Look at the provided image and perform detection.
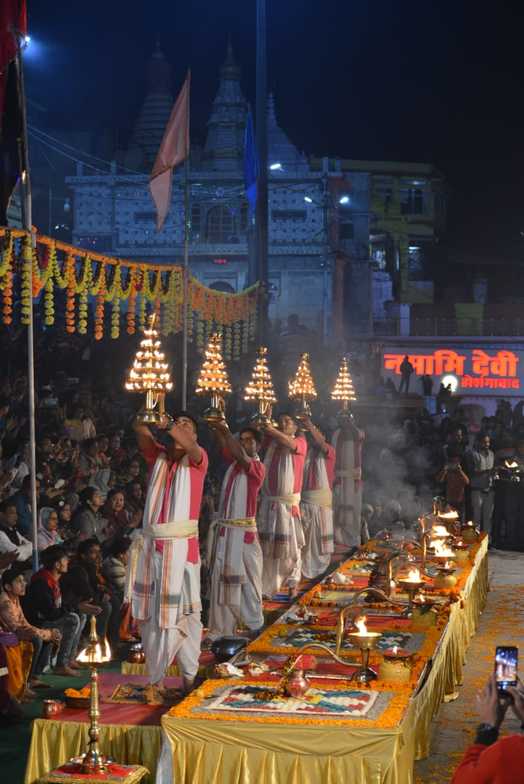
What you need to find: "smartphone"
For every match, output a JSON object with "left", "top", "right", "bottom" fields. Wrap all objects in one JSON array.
[{"left": 495, "top": 646, "right": 518, "bottom": 692}]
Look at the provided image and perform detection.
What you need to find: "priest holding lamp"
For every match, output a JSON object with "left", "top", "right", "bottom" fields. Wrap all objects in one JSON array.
[
  {"left": 129, "top": 413, "right": 208, "bottom": 704},
  {"left": 257, "top": 414, "right": 307, "bottom": 598},
  {"left": 205, "top": 420, "right": 265, "bottom": 643}
]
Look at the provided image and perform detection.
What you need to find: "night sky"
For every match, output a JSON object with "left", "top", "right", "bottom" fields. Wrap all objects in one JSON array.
[{"left": 25, "top": 0, "right": 524, "bottom": 256}]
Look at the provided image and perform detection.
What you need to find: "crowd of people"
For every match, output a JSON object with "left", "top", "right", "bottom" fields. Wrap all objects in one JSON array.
[{"left": 0, "top": 363, "right": 522, "bottom": 783}]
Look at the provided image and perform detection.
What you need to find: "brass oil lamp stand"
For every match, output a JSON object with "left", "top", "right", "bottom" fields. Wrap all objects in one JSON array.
[{"left": 77, "top": 615, "right": 111, "bottom": 774}]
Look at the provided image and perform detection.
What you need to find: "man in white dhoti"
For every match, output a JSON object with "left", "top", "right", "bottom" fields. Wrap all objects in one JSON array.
[
  {"left": 258, "top": 414, "right": 307, "bottom": 598},
  {"left": 129, "top": 413, "right": 208, "bottom": 703},
  {"left": 331, "top": 416, "right": 365, "bottom": 548},
  {"left": 300, "top": 417, "right": 335, "bottom": 579},
  {"left": 205, "top": 423, "right": 265, "bottom": 641}
]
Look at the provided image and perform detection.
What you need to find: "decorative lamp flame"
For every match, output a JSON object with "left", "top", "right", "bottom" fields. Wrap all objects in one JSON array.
[
  {"left": 438, "top": 510, "right": 459, "bottom": 521},
  {"left": 505, "top": 460, "right": 519, "bottom": 469},
  {"left": 244, "top": 346, "right": 277, "bottom": 425},
  {"left": 331, "top": 356, "right": 357, "bottom": 412},
  {"left": 405, "top": 567, "right": 422, "bottom": 583},
  {"left": 432, "top": 540, "right": 455, "bottom": 558},
  {"left": 125, "top": 314, "right": 173, "bottom": 424},
  {"left": 354, "top": 615, "right": 368, "bottom": 636},
  {"left": 289, "top": 352, "right": 317, "bottom": 419},
  {"left": 431, "top": 525, "right": 449, "bottom": 538},
  {"left": 195, "top": 332, "right": 232, "bottom": 424}
]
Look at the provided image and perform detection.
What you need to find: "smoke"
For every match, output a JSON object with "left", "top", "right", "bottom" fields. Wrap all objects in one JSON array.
[{"left": 362, "top": 415, "right": 436, "bottom": 528}]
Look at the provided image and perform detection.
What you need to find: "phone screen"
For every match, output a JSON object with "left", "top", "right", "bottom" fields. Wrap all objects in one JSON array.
[{"left": 495, "top": 646, "right": 518, "bottom": 691}]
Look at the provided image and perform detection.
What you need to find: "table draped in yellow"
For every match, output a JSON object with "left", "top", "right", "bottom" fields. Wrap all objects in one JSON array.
[
  {"left": 24, "top": 538, "right": 488, "bottom": 784},
  {"left": 159, "top": 538, "right": 488, "bottom": 784}
]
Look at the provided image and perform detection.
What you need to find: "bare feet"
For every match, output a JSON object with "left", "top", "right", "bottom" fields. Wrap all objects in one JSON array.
[
  {"left": 54, "top": 665, "right": 77, "bottom": 677},
  {"left": 29, "top": 678, "right": 48, "bottom": 689},
  {"left": 20, "top": 688, "right": 37, "bottom": 702},
  {"left": 144, "top": 684, "right": 165, "bottom": 705}
]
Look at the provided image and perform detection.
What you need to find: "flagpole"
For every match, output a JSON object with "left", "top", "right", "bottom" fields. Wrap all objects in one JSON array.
[
  {"left": 255, "top": 0, "right": 269, "bottom": 342},
  {"left": 181, "top": 158, "right": 190, "bottom": 409},
  {"left": 15, "top": 33, "right": 39, "bottom": 571}
]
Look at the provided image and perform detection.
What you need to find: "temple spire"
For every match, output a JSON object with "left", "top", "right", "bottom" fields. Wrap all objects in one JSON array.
[
  {"left": 203, "top": 40, "right": 247, "bottom": 171},
  {"left": 130, "top": 43, "right": 173, "bottom": 169}
]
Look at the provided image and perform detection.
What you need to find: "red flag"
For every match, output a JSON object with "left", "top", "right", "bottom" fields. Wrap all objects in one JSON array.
[{"left": 149, "top": 70, "right": 190, "bottom": 231}]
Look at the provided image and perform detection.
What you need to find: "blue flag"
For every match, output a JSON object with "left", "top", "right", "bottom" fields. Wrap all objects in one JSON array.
[{"left": 244, "top": 109, "right": 259, "bottom": 216}]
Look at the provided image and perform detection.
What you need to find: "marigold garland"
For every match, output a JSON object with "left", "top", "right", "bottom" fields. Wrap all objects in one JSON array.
[
  {"left": 167, "top": 678, "right": 411, "bottom": 730},
  {"left": 0, "top": 229, "right": 259, "bottom": 350}
]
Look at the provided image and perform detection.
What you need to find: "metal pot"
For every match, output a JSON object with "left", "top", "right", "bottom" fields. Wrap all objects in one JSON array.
[
  {"left": 283, "top": 669, "right": 310, "bottom": 698},
  {"left": 211, "top": 636, "right": 250, "bottom": 662},
  {"left": 127, "top": 643, "right": 146, "bottom": 664}
]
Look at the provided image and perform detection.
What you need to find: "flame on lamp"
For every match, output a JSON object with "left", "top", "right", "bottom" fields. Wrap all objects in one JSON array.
[
  {"left": 354, "top": 615, "right": 368, "bottom": 635},
  {"left": 505, "top": 460, "right": 518, "bottom": 468},
  {"left": 406, "top": 567, "right": 422, "bottom": 583},
  {"left": 433, "top": 540, "right": 455, "bottom": 558},
  {"left": 439, "top": 510, "right": 459, "bottom": 520},
  {"left": 431, "top": 525, "right": 449, "bottom": 538},
  {"left": 77, "top": 639, "right": 111, "bottom": 664}
]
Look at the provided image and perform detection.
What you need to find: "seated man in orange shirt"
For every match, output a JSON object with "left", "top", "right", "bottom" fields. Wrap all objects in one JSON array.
[
  {"left": 0, "top": 564, "right": 61, "bottom": 691},
  {"left": 452, "top": 674, "right": 524, "bottom": 784}
]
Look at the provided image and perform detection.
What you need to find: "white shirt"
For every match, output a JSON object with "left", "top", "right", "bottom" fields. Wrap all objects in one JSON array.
[{"left": 0, "top": 529, "right": 33, "bottom": 564}]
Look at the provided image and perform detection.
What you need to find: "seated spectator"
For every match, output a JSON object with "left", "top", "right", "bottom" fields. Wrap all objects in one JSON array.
[
  {"left": 37, "top": 507, "right": 63, "bottom": 550},
  {"left": 0, "top": 565, "right": 61, "bottom": 689},
  {"left": 125, "top": 480, "right": 144, "bottom": 520},
  {"left": 64, "top": 406, "right": 92, "bottom": 442},
  {"left": 451, "top": 674, "right": 524, "bottom": 783},
  {"left": 102, "top": 489, "right": 130, "bottom": 542},
  {"left": 60, "top": 538, "right": 111, "bottom": 641},
  {"left": 0, "top": 499, "right": 33, "bottom": 566},
  {"left": 120, "top": 457, "right": 145, "bottom": 488},
  {"left": 108, "top": 433, "right": 127, "bottom": 471},
  {"left": 23, "top": 545, "right": 85, "bottom": 677},
  {"left": 102, "top": 536, "right": 131, "bottom": 644},
  {"left": 4, "top": 441, "right": 30, "bottom": 493},
  {"left": 71, "top": 486, "right": 106, "bottom": 541},
  {"left": 77, "top": 438, "right": 110, "bottom": 496},
  {"left": 8, "top": 475, "right": 41, "bottom": 540},
  {"left": 102, "top": 536, "right": 131, "bottom": 599},
  {"left": 56, "top": 500, "right": 75, "bottom": 547}
]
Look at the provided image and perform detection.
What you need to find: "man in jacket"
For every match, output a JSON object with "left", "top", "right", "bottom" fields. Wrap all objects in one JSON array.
[{"left": 23, "top": 545, "right": 84, "bottom": 677}]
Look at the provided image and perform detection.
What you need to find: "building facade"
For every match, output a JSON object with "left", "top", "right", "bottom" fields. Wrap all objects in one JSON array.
[{"left": 66, "top": 44, "right": 445, "bottom": 341}]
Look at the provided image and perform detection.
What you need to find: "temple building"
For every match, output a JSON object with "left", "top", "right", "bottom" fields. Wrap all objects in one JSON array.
[{"left": 65, "top": 43, "right": 445, "bottom": 340}]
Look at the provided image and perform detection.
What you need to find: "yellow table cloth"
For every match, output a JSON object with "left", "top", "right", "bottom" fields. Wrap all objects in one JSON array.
[
  {"left": 24, "top": 719, "right": 161, "bottom": 784},
  {"left": 160, "top": 537, "right": 488, "bottom": 784}
]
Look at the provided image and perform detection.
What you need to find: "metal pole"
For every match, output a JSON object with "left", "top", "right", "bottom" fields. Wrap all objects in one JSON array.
[
  {"left": 181, "top": 159, "right": 190, "bottom": 409},
  {"left": 16, "top": 37, "right": 39, "bottom": 571},
  {"left": 255, "top": 0, "right": 269, "bottom": 341},
  {"left": 48, "top": 185, "right": 52, "bottom": 235}
]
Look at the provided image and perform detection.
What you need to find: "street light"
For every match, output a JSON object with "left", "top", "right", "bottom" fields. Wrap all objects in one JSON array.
[
  {"left": 304, "top": 196, "right": 313, "bottom": 204},
  {"left": 339, "top": 195, "right": 350, "bottom": 205},
  {"left": 269, "top": 162, "right": 283, "bottom": 171}
]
